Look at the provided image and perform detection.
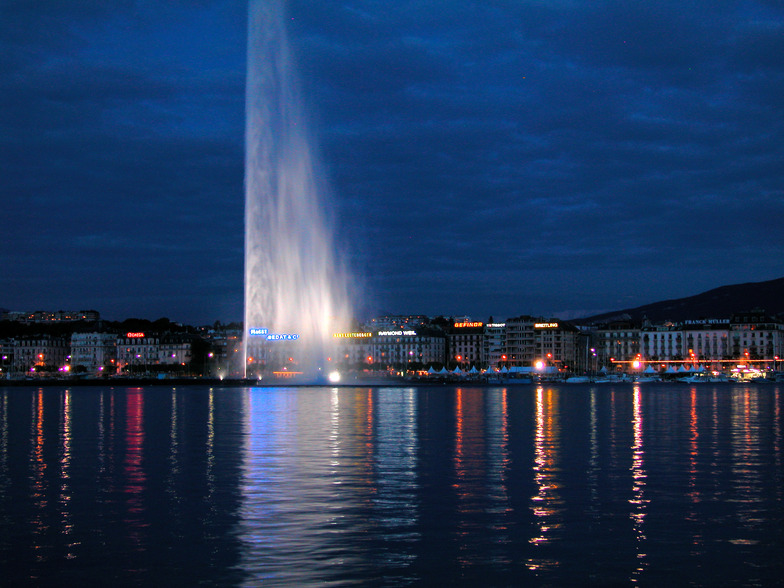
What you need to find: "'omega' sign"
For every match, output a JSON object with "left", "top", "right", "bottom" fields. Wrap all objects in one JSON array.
[{"left": 126, "top": 332, "right": 145, "bottom": 338}]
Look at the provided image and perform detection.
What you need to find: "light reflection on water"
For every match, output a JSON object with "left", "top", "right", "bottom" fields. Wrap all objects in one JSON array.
[{"left": 0, "top": 383, "right": 782, "bottom": 586}]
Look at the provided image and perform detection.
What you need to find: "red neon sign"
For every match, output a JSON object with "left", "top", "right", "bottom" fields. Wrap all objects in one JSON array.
[{"left": 126, "top": 332, "right": 145, "bottom": 338}]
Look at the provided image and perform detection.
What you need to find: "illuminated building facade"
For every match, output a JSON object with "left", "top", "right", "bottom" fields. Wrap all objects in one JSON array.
[
  {"left": 446, "top": 322, "right": 484, "bottom": 367},
  {"left": 158, "top": 334, "right": 194, "bottom": 365},
  {"left": 504, "top": 316, "right": 537, "bottom": 366},
  {"left": 503, "top": 317, "right": 580, "bottom": 369},
  {"left": 484, "top": 323, "right": 506, "bottom": 368},
  {"left": 638, "top": 313, "right": 783, "bottom": 369},
  {"left": 730, "top": 311, "right": 783, "bottom": 361},
  {"left": 116, "top": 333, "right": 160, "bottom": 372},
  {"left": 13, "top": 335, "right": 69, "bottom": 372},
  {"left": 0, "top": 340, "right": 12, "bottom": 376},
  {"left": 595, "top": 320, "right": 641, "bottom": 365},
  {"left": 534, "top": 321, "right": 580, "bottom": 371},
  {"left": 334, "top": 329, "right": 446, "bottom": 370},
  {"left": 71, "top": 332, "right": 117, "bottom": 374},
  {"left": 681, "top": 322, "right": 730, "bottom": 364}
]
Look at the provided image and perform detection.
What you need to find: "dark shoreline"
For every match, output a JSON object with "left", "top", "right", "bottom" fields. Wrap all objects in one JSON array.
[
  {"left": 0, "top": 376, "right": 474, "bottom": 388},
  {"left": 1, "top": 377, "right": 777, "bottom": 388}
]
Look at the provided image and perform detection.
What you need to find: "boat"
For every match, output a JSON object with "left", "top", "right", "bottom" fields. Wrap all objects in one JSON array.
[{"left": 565, "top": 376, "right": 591, "bottom": 384}]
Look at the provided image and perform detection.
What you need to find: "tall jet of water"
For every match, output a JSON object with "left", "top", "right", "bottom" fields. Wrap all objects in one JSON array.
[{"left": 244, "top": 0, "right": 352, "bottom": 379}]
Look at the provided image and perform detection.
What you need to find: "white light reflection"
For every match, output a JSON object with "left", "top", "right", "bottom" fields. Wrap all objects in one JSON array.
[
  {"left": 0, "top": 391, "right": 7, "bottom": 502},
  {"left": 629, "top": 385, "right": 648, "bottom": 583},
  {"left": 237, "top": 387, "right": 366, "bottom": 585},
  {"left": 588, "top": 388, "right": 599, "bottom": 510},
  {"left": 486, "top": 388, "right": 510, "bottom": 515},
  {"left": 485, "top": 388, "right": 511, "bottom": 566},
  {"left": 30, "top": 389, "right": 47, "bottom": 552},
  {"left": 375, "top": 387, "right": 419, "bottom": 568},
  {"left": 207, "top": 388, "right": 215, "bottom": 495},
  {"left": 775, "top": 388, "right": 781, "bottom": 484},
  {"left": 169, "top": 390, "right": 180, "bottom": 484},
  {"left": 59, "top": 389, "right": 76, "bottom": 558},
  {"left": 729, "top": 387, "right": 765, "bottom": 543},
  {"left": 527, "top": 386, "right": 562, "bottom": 573}
]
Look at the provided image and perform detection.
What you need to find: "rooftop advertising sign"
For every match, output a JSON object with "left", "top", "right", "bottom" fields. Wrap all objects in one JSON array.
[
  {"left": 126, "top": 332, "right": 145, "bottom": 338},
  {"left": 454, "top": 322, "right": 483, "bottom": 328},
  {"left": 378, "top": 330, "right": 417, "bottom": 336},
  {"left": 534, "top": 323, "right": 559, "bottom": 329},
  {"left": 249, "top": 328, "right": 299, "bottom": 341}
]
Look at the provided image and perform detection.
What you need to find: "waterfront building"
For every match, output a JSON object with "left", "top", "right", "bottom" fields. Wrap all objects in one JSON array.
[
  {"left": 484, "top": 322, "right": 506, "bottom": 368},
  {"left": 680, "top": 320, "right": 731, "bottom": 368},
  {"left": 594, "top": 319, "right": 641, "bottom": 367},
  {"left": 639, "top": 323, "right": 680, "bottom": 362},
  {"left": 504, "top": 316, "right": 537, "bottom": 367},
  {"left": 116, "top": 333, "right": 160, "bottom": 373},
  {"left": 158, "top": 333, "right": 194, "bottom": 365},
  {"left": 12, "top": 335, "right": 69, "bottom": 373},
  {"left": 503, "top": 316, "right": 580, "bottom": 370},
  {"left": 730, "top": 310, "right": 783, "bottom": 364},
  {"left": 0, "top": 340, "right": 13, "bottom": 377},
  {"left": 334, "top": 328, "right": 446, "bottom": 371},
  {"left": 70, "top": 332, "right": 117, "bottom": 375},
  {"left": 445, "top": 321, "right": 484, "bottom": 368},
  {"left": 533, "top": 320, "right": 580, "bottom": 371}
]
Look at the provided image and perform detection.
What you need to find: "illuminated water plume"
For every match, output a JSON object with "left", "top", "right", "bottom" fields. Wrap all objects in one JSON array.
[{"left": 243, "top": 0, "right": 352, "bottom": 379}]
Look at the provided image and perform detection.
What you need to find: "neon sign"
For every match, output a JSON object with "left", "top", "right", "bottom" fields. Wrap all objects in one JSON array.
[
  {"left": 334, "top": 332, "right": 372, "bottom": 338},
  {"left": 126, "top": 332, "right": 145, "bottom": 338},
  {"left": 454, "top": 322, "right": 483, "bottom": 328},
  {"left": 265, "top": 333, "right": 299, "bottom": 341},
  {"left": 249, "top": 327, "right": 299, "bottom": 341},
  {"left": 378, "top": 330, "right": 416, "bottom": 336},
  {"left": 534, "top": 323, "right": 559, "bottom": 329}
]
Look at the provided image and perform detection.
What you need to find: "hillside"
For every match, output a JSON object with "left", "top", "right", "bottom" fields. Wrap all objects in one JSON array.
[{"left": 578, "top": 276, "right": 784, "bottom": 324}]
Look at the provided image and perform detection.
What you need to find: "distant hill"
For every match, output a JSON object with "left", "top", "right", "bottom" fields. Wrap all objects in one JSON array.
[{"left": 578, "top": 277, "right": 784, "bottom": 324}]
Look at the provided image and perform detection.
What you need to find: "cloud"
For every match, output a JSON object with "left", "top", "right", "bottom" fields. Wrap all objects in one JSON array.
[{"left": 2, "top": 0, "right": 783, "bottom": 323}]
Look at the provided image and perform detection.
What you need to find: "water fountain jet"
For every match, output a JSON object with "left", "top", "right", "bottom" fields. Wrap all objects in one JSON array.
[{"left": 243, "top": 0, "right": 352, "bottom": 381}]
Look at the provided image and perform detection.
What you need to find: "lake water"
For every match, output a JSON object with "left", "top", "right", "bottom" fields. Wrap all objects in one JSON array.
[{"left": 1, "top": 383, "right": 782, "bottom": 586}]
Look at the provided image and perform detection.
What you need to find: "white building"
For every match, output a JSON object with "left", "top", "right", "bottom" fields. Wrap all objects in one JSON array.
[
  {"left": 484, "top": 322, "right": 507, "bottom": 368},
  {"left": 13, "top": 335, "right": 69, "bottom": 373},
  {"left": 71, "top": 332, "right": 117, "bottom": 374},
  {"left": 334, "top": 329, "right": 446, "bottom": 370},
  {"left": 116, "top": 333, "right": 160, "bottom": 373}
]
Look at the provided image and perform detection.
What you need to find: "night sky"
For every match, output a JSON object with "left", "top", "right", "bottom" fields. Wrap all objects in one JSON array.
[{"left": 3, "top": 1, "right": 783, "bottom": 325}]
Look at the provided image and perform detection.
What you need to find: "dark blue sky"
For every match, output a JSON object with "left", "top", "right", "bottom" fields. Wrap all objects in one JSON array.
[{"left": 2, "top": 1, "right": 783, "bottom": 325}]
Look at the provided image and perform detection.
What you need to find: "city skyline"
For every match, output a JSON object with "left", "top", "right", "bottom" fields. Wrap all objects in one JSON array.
[{"left": 3, "top": 1, "right": 784, "bottom": 325}]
